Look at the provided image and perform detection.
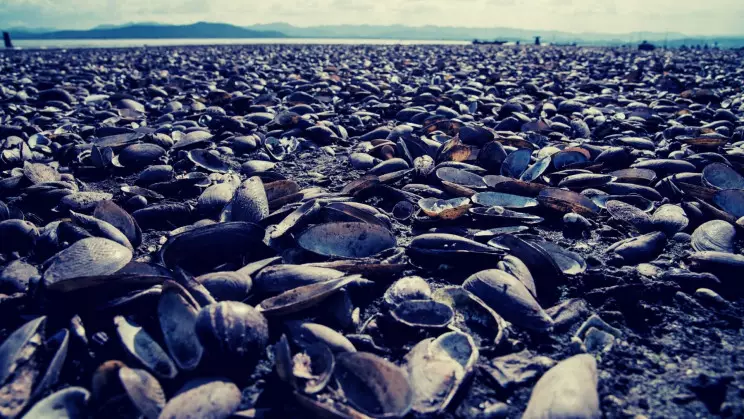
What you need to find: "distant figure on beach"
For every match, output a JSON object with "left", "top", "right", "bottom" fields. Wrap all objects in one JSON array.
[
  {"left": 3, "top": 32, "right": 12, "bottom": 48},
  {"left": 638, "top": 40, "right": 655, "bottom": 51},
  {"left": 535, "top": 36, "right": 541, "bottom": 46}
]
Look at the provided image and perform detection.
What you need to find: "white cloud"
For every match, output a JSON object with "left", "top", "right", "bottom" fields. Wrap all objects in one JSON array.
[{"left": 1, "top": 0, "right": 742, "bottom": 35}]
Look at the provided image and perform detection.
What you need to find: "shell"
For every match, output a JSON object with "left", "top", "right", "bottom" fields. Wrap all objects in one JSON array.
[
  {"left": 253, "top": 265, "right": 344, "bottom": 295},
  {"left": 113, "top": 316, "right": 178, "bottom": 379},
  {"left": 334, "top": 352, "right": 413, "bottom": 418},
  {"left": 195, "top": 302, "right": 269, "bottom": 371},
  {"left": 432, "top": 286, "right": 507, "bottom": 349},
  {"left": 472, "top": 192, "right": 538, "bottom": 209},
  {"left": 296, "top": 222, "right": 396, "bottom": 259},
  {"left": 157, "top": 281, "right": 203, "bottom": 370},
  {"left": 220, "top": 176, "right": 269, "bottom": 223},
  {"left": 691, "top": 220, "right": 736, "bottom": 253},
  {"left": 651, "top": 204, "right": 689, "bottom": 235},
  {"left": 383, "top": 276, "right": 432, "bottom": 307},
  {"left": 22, "top": 387, "right": 90, "bottom": 419},
  {"left": 42, "top": 237, "right": 132, "bottom": 289},
  {"left": 522, "top": 354, "right": 600, "bottom": 419},
  {"left": 257, "top": 275, "right": 370, "bottom": 316},
  {"left": 159, "top": 378, "right": 241, "bottom": 419},
  {"left": 537, "top": 188, "right": 599, "bottom": 216},
  {"left": 463, "top": 269, "right": 554, "bottom": 332},
  {"left": 390, "top": 300, "right": 454, "bottom": 328},
  {"left": 418, "top": 197, "right": 471, "bottom": 219},
  {"left": 118, "top": 367, "right": 166, "bottom": 419}
]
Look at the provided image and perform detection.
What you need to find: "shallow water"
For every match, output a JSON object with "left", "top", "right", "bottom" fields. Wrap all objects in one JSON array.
[{"left": 12, "top": 37, "right": 471, "bottom": 49}]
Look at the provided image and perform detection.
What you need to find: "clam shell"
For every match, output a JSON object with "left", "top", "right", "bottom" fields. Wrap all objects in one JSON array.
[
  {"left": 334, "top": 352, "right": 413, "bottom": 418},
  {"left": 43, "top": 237, "right": 132, "bottom": 289},
  {"left": 113, "top": 316, "right": 177, "bottom": 379},
  {"left": 69, "top": 210, "right": 133, "bottom": 250},
  {"left": 522, "top": 354, "right": 600, "bottom": 419},
  {"left": 691, "top": 220, "right": 736, "bottom": 253},
  {"left": 296, "top": 222, "right": 396, "bottom": 259},
  {"left": 463, "top": 269, "right": 554, "bottom": 332},
  {"left": 158, "top": 281, "right": 203, "bottom": 370}
]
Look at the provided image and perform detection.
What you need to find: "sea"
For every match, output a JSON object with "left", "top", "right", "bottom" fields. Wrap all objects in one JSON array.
[{"left": 11, "top": 38, "right": 471, "bottom": 49}]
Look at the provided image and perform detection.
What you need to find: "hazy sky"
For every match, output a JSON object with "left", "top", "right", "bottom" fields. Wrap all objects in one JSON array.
[{"left": 1, "top": 0, "right": 742, "bottom": 35}]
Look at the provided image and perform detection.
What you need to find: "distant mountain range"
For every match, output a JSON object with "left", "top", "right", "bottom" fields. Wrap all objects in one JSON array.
[
  {"left": 7, "top": 22, "right": 284, "bottom": 40},
  {"left": 4, "top": 21, "right": 743, "bottom": 47}
]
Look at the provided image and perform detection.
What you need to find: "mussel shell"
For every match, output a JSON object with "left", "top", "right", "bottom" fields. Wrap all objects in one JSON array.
[
  {"left": 195, "top": 302, "right": 269, "bottom": 369},
  {"left": 118, "top": 367, "right": 166, "bottom": 419},
  {"left": 43, "top": 237, "right": 133, "bottom": 289},
  {"left": 436, "top": 167, "right": 486, "bottom": 189},
  {"left": 418, "top": 197, "right": 471, "bottom": 219},
  {"left": 702, "top": 162, "right": 744, "bottom": 190},
  {"left": 195, "top": 271, "right": 253, "bottom": 301},
  {"left": 22, "top": 387, "right": 90, "bottom": 419},
  {"left": 159, "top": 222, "right": 272, "bottom": 275},
  {"left": 713, "top": 189, "right": 744, "bottom": 219},
  {"left": 333, "top": 352, "right": 413, "bottom": 418},
  {"left": 158, "top": 281, "right": 203, "bottom": 370},
  {"left": 187, "top": 148, "right": 230, "bottom": 173},
  {"left": 432, "top": 287, "right": 506, "bottom": 349},
  {"left": 463, "top": 269, "right": 554, "bottom": 332},
  {"left": 383, "top": 276, "right": 432, "bottom": 307},
  {"left": 651, "top": 204, "right": 689, "bottom": 235},
  {"left": 257, "top": 275, "right": 368, "bottom": 316},
  {"left": 501, "top": 148, "right": 532, "bottom": 178},
  {"left": 605, "top": 200, "right": 653, "bottom": 232},
  {"left": 159, "top": 378, "right": 241, "bottom": 419},
  {"left": 607, "top": 231, "right": 667, "bottom": 265},
  {"left": 390, "top": 300, "right": 454, "bottom": 328},
  {"left": 296, "top": 222, "right": 396, "bottom": 259},
  {"left": 537, "top": 188, "right": 599, "bottom": 216},
  {"left": 221, "top": 176, "right": 269, "bottom": 223},
  {"left": 522, "top": 354, "right": 599, "bottom": 419},
  {"left": 253, "top": 265, "right": 344, "bottom": 295},
  {"left": 118, "top": 143, "right": 166, "bottom": 168},
  {"left": 472, "top": 191, "right": 538, "bottom": 209},
  {"left": 113, "top": 316, "right": 178, "bottom": 379},
  {"left": 93, "top": 200, "right": 142, "bottom": 248}
]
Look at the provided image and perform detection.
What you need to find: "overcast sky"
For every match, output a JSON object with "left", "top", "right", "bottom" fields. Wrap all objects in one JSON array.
[{"left": 1, "top": 0, "right": 742, "bottom": 35}]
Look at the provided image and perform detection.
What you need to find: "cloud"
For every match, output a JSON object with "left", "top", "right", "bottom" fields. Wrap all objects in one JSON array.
[{"left": 1, "top": 0, "right": 743, "bottom": 35}]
